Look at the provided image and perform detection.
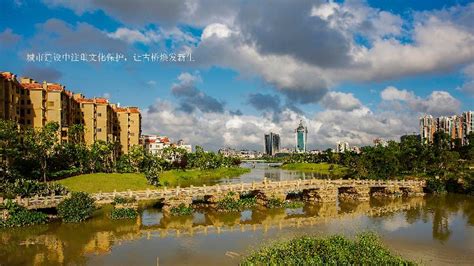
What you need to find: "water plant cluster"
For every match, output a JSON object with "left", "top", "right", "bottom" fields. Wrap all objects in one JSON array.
[
  {"left": 112, "top": 196, "right": 137, "bottom": 205},
  {"left": 110, "top": 208, "right": 138, "bottom": 220},
  {"left": 241, "top": 232, "right": 414, "bottom": 265},
  {"left": 266, "top": 198, "right": 305, "bottom": 209},
  {"left": 110, "top": 196, "right": 138, "bottom": 220},
  {"left": 216, "top": 193, "right": 257, "bottom": 212},
  {"left": 57, "top": 192, "right": 96, "bottom": 223},
  {"left": 170, "top": 203, "right": 193, "bottom": 216},
  {"left": 0, "top": 201, "right": 48, "bottom": 228}
]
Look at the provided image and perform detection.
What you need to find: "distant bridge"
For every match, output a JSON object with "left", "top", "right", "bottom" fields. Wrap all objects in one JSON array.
[{"left": 2, "top": 178, "right": 425, "bottom": 210}]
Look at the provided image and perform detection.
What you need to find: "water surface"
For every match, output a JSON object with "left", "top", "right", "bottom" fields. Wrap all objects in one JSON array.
[{"left": 1, "top": 165, "right": 473, "bottom": 265}]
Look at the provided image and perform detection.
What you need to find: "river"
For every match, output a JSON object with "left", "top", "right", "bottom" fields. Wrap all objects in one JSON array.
[{"left": 1, "top": 164, "right": 473, "bottom": 265}]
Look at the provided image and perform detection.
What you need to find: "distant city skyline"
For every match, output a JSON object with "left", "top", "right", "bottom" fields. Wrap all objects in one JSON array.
[{"left": 1, "top": 0, "right": 473, "bottom": 151}]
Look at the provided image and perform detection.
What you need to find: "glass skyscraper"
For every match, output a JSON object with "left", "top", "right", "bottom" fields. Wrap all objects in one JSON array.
[
  {"left": 295, "top": 120, "right": 307, "bottom": 153},
  {"left": 264, "top": 132, "right": 280, "bottom": 156}
]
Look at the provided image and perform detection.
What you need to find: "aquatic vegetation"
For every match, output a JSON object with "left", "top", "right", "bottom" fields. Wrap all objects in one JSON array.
[
  {"left": 241, "top": 232, "right": 414, "bottom": 265},
  {"left": 170, "top": 203, "right": 193, "bottom": 216},
  {"left": 0, "top": 201, "right": 48, "bottom": 228},
  {"left": 216, "top": 193, "right": 257, "bottom": 212},
  {"left": 57, "top": 192, "right": 96, "bottom": 223},
  {"left": 110, "top": 208, "right": 138, "bottom": 220}
]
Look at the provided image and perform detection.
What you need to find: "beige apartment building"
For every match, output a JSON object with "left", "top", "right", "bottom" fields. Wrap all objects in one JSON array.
[
  {"left": 114, "top": 106, "right": 141, "bottom": 154},
  {"left": 0, "top": 71, "right": 141, "bottom": 154}
]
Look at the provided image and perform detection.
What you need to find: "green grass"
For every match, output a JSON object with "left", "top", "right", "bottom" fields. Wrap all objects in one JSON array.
[
  {"left": 159, "top": 167, "right": 250, "bottom": 187},
  {"left": 57, "top": 173, "right": 154, "bottom": 193},
  {"left": 57, "top": 167, "right": 250, "bottom": 193},
  {"left": 281, "top": 162, "right": 348, "bottom": 176}
]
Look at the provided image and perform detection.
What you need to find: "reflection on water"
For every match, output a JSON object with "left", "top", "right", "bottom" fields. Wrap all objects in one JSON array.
[{"left": 1, "top": 194, "right": 474, "bottom": 265}]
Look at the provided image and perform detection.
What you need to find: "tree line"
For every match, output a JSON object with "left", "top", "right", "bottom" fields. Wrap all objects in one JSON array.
[
  {"left": 0, "top": 120, "right": 241, "bottom": 185},
  {"left": 282, "top": 132, "right": 474, "bottom": 193}
]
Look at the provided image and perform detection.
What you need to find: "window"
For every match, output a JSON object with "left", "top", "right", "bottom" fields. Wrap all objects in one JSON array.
[
  {"left": 47, "top": 101, "right": 54, "bottom": 107},
  {"left": 130, "top": 133, "right": 135, "bottom": 136},
  {"left": 97, "top": 113, "right": 102, "bottom": 117},
  {"left": 97, "top": 128, "right": 102, "bottom": 133},
  {"left": 26, "top": 109, "right": 31, "bottom": 114},
  {"left": 27, "top": 120, "right": 31, "bottom": 125},
  {"left": 27, "top": 100, "right": 31, "bottom": 105}
]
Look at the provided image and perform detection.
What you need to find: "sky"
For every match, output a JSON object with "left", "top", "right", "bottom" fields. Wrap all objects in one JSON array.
[{"left": 0, "top": 0, "right": 473, "bottom": 151}]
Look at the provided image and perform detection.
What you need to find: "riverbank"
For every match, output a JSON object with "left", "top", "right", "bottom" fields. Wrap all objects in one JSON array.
[
  {"left": 57, "top": 167, "right": 250, "bottom": 193},
  {"left": 281, "top": 162, "right": 348, "bottom": 176}
]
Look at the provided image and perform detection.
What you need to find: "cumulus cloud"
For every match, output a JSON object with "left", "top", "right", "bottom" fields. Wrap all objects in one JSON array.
[
  {"left": 320, "top": 91, "right": 362, "bottom": 111},
  {"left": 190, "top": 1, "right": 474, "bottom": 105},
  {"left": 40, "top": 1, "right": 474, "bottom": 106},
  {"left": 107, "top": 27, "right": 197, "bottom": 46},
  {"left": 459, "top": 63, "right": 474, "bottom": 96},
  {"left": 42, "top": 0, "right": 238, "bottom": 27},
  {"left": 247, "top": 93, "right": 281, "bottom": 113},
  {"left": 28, "top": 18, "right": 129, "bottom": 53},
  {"left": 380, "top": 86, "right": 415, "bottom": 101},
  {"left": 0, "top": 28, "right": 21, "bottom": 49},
  {"left": 380, "top": 86, "right": 461, "bottom": 116},
  {"left": 169, "top": 72, "right": 224, "bottom": 113},
  {"left": 142, "top": 98, "right": 413, "bottom": 151},
  {"left": 22, "top": 65, "right": 62, "bottom": 82}
]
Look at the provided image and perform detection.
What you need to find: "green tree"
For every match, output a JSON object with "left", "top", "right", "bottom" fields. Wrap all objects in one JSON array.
[
  {"left": 0, "top": 120, "right": 21, "bottom": 180},
  {"left": 24, "top": 122, "right": 60, "bottom": 182}
]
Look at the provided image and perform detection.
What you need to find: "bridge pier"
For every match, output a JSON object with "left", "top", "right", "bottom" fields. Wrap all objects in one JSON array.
[
  {"left": 400, "top": 186, "right": 424, "bottom": 197},
  {"left": 204, "top": 192, "right": 240, "bottom": 208},
  {"left": 371, "top": 186, "right": 402, "bottom": 198},
  {"left": 252, "top": 190, "right": 287, "bottom": 206},
  {"left": 338, "top": 186, "right": 370, "bottom": 201},
  {"left": 302, "top": 187, "right": 338, "bottom": 203},
  {"left": 162, "top": 197, "right": 193, "bottom": 215}
]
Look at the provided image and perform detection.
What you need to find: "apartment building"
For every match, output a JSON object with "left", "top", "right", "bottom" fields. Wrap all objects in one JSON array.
[
  {"left": 0, "top": 72, "right": 22, "bottom": 124},
  {"left": 420, "top": 112, "right": 473, "bottom": 145},
  {"left": 114, "top": 106, "right": 141, "bottom": 154},
  {"left": 0, "top": 71, "right": 141, "bottom": 154}
]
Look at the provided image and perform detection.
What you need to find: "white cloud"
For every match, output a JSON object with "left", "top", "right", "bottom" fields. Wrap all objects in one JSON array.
[
  {"left": 380, "top": 86, "right": 461, "bottom": 116},
  {"left": 320, "top": 91, "right": 362, "bottom": 111},
  {"left": 142, "top": 98, "right": 413, "bottom": 151},
  {"left": 107, "top": 28, "right": 160, "bottom": 44},
  {"left": 380, "top": 86, "right": 415, "bottom": 101},
  {"left": 460, "top": 63, "right": 474, "bottom": 96}
]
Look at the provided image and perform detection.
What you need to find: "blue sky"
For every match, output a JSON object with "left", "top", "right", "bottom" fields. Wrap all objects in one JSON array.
[{"left": 1, "top": 0, "right": 473, "bottom": 150}]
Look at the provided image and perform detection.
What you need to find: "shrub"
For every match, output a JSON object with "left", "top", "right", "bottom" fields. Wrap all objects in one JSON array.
[
  {"left": 426, "top": 177, "right": 447, "bottom": 194},
  {"left": 57, "top": 192, "right": 96, "bottom": 223},
  {"left": 0, "top": 179, "right": 69, "bottom": 198},
  {"left": 241, "top": 232, "right": 414, "bottom": 265},
  {"left": 0, "top": 201, "right": 48, "bottom": 228},
  {"left": 110, "top": 208, "right": 138, "bottom": 220},
  {"left": 170, "top": 203, "right": 193, "bottom": 216},
  {"left": 145, "top": 167, "right": 160, "bottom": 186},
  {"left": 48, "top": 168, "right": 82, "bottom": 180}
]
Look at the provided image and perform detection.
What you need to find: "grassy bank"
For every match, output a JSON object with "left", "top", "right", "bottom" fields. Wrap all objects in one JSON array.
[
  {"left": 160, "top": 167, "right": 250, "bottom": 187},
  {"left": 57, "top": 167, "right": 250, "bottom": 193},
  {"left": 242, "top": 232, "right": 413, "bottom": 265},
  {"left": 281, "top": 162, "right": 348, "bottom": 176}
]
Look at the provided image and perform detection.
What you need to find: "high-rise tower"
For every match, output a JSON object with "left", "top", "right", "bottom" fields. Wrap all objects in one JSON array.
[{"left": 295, "top": 120, "right": 307, "bottom": 153}]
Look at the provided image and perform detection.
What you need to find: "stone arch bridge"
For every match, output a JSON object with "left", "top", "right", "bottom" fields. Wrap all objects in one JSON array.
[{"left": 3, "top": 178, "right": 425, "bottom": 211}]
